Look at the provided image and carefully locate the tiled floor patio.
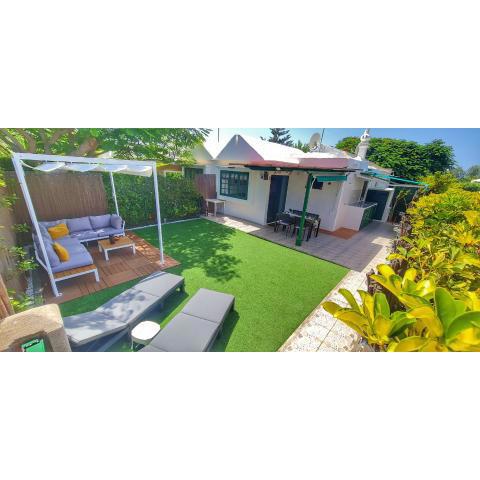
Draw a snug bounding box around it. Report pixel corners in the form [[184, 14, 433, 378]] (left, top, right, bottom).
[[207, 215, 394, 272], [41, 231, 179, 304]]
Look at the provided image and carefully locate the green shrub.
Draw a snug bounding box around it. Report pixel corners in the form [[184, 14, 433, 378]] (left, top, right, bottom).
[[324, 184, 480, 352], [103, 173, 202, 227], [462, 182, 480, 192], [421, 171, 459, 193]]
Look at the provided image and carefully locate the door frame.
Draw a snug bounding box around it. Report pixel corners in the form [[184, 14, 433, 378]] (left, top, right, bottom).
[[267, 175, 289, 223]]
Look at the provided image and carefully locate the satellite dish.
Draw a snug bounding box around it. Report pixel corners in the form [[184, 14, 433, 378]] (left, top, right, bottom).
[[308, 133, 321, 152]]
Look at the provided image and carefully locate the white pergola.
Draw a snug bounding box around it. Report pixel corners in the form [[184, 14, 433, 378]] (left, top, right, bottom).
[[12, 153, 164, 297]]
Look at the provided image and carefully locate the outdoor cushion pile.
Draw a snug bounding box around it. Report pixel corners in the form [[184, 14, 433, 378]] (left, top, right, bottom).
[[33, 213, 124, 274]]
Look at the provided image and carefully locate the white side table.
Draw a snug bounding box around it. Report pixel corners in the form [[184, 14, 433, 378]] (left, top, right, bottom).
[[131, 321, 161, 350], [206, 198, 225, 217]]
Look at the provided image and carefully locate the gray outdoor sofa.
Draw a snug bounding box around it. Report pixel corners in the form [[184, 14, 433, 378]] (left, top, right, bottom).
[[63, 271, 185, 348], [141, 288, 235, 352], [33, 213, 125, 285]]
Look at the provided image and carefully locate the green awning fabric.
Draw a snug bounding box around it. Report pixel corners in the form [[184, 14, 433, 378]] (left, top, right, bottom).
[[315, 175, 347, 182], [365, 172, 427, 186]]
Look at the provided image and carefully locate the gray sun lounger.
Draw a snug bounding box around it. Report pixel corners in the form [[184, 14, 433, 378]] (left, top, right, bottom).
[[141, 288, 235, 352], [63, 271, 184, 347]]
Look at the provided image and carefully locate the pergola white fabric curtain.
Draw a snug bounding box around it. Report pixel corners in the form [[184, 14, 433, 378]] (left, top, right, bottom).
[[12, 153, 164, 297]]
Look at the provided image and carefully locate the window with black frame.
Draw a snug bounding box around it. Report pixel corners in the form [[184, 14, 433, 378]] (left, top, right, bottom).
[[220, 170, 249, 200]]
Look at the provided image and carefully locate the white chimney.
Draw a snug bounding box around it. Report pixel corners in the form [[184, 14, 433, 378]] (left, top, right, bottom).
[[356, 128, 371, 160]]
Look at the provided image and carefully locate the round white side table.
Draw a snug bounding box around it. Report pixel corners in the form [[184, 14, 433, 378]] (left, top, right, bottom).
[[131, 321, 161, 351]]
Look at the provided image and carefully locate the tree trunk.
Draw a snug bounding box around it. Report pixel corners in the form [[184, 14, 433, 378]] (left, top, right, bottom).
[[0, 274, 14, 320]]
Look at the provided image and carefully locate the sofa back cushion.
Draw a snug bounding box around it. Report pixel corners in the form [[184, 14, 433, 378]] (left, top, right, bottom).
[[90, 214, 112, 230], [35, 239, 60, 267], [40, 219, 65, 230], [111, 214, 123, 230], [67, 216, 92, 233]]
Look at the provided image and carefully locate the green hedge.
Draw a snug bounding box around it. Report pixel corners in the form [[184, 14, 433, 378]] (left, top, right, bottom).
[[103, 173, 202, 227]]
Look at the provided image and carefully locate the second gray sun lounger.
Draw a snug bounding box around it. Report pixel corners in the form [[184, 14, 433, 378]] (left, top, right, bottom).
[[141, 288, 235, 352]]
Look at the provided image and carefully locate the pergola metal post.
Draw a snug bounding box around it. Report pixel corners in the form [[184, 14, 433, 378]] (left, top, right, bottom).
[[109, 172, 120, 216], [152, 163, 165, 264], [296, 173, 314, 247], [12, 153, 60, 297]]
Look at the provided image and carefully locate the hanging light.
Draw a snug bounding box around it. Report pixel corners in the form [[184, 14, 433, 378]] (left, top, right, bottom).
[[34, 162, 65, 172]]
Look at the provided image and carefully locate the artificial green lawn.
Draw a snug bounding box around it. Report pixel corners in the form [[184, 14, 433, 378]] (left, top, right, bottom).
[[60, 219, 347, 351]]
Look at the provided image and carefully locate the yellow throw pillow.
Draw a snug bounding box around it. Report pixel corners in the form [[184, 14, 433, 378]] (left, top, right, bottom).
[[48, 223, 69, 240], [53, 242, 70, 262]]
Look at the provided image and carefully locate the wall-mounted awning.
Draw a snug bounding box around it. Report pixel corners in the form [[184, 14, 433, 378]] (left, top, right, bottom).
[[364, 171, 428, 186], [314, 175, 347, 182]]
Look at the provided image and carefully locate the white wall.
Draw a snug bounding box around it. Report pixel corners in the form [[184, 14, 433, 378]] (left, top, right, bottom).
[[284, 171, 343, 231], [215, 167, 270, 225]]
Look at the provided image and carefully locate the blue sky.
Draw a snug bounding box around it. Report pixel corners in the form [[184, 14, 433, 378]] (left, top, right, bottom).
[[208, 128, 480, 169]]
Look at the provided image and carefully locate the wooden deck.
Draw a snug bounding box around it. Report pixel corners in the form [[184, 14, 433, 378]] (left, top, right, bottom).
[[42, 231, 180, 304]]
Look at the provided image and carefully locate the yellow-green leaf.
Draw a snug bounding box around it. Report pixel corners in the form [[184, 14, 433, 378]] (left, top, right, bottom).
[[390, 337, 429, 352], [338, 288, 361, 312]]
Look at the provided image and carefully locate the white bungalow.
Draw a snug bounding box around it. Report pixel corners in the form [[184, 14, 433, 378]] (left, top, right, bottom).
[[191, 130, 421, 241]]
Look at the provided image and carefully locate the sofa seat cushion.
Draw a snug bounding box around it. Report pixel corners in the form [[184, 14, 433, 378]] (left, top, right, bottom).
[[57, 241, 88, 256], [63, 311, 127, 346], [70, 230, 98, 241], [51, 249, 93, 273], [90, 214, 112, 230], [56, 236, 82, 248], [149, 313, 219, 352], [95, 227, 124, 237], [67, 216, 92, 233], [181, 288, 235, 324], [96, 289, 160, 326]]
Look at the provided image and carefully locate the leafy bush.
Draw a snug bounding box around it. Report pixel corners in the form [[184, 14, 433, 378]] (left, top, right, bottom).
[[420, 171, 459, 193], [324, 266, 480, 352], [462, 182, 480, 192], [103, 173, 202, 227], [323, 184, 480, 351]]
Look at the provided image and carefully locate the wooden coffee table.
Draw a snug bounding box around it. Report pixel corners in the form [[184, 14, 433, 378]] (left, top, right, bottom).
[[98, 236, 135, 261]]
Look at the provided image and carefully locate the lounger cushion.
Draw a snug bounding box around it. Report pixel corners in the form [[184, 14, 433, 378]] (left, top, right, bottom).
[[69, 230, 98, 241], [51, 249, 93, 273], [133, 271, 184, 298], [89, 214, 112, 230], [149, 313, 219, 352], [181, 288, 235, 324], [95, 227, 124, 237], [64, 272, 185, 347], [63, 311, 127, 346], [67, 216, 92, 233], [96, 289, 160, 327], [139, 344, 166, 352]]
